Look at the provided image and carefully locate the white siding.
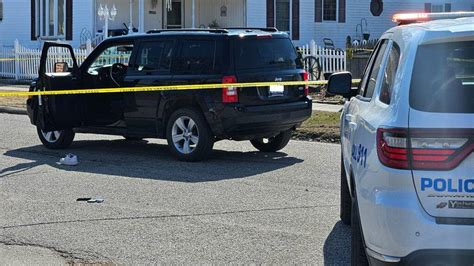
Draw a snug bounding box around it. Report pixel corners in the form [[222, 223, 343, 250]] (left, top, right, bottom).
[[0, 0, 33, 48], [246, 0, 266, 27], [0, 0, 93, 48], [299, 0, 474, 48], [189, 0, 245, 28]]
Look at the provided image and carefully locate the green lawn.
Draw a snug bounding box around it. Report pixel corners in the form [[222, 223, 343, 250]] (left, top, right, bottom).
[[293, 111, 341, 143]]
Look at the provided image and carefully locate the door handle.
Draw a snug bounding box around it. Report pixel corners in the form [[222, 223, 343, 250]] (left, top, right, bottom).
[[349, 122, 358, 130], [345, 114, 353, 122]]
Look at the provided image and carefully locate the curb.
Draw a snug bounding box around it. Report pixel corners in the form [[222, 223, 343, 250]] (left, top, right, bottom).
[[312, 100, 344, 106], [0, 106, 27, 115]]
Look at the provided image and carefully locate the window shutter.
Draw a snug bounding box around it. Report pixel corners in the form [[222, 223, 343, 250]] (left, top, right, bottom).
[[315, 0, 322, 22], [338, 0, 346, 23], [266, 0, 274, 27], [445, 3, 451, 12], [0, 1, 4, 21], [424, 3, 432, 13], [66, 0, 73, 40], [31, 0, 37, 40], [292, 0, 300, 40]]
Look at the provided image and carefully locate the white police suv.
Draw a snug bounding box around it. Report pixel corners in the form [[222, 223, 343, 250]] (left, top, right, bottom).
[[327, 12, 474, 265]]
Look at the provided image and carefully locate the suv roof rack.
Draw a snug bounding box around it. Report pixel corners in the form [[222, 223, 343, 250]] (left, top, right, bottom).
[[147, 28, 229, 34], [224, 27, 279, 32]]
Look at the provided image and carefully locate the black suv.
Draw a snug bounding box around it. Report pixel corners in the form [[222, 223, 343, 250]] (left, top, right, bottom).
[[27, 28, 312, 161]]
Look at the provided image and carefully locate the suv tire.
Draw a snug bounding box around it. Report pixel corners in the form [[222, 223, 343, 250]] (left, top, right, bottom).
[[351, 194, 369, 266], [340, 156, 352, 225], [37, 127, 75, 149], [250, 130, 292, 152], [166, 108, 214, 162]]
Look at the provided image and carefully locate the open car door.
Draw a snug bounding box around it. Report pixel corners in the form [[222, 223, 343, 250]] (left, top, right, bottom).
[[36, 42, 84, 131]]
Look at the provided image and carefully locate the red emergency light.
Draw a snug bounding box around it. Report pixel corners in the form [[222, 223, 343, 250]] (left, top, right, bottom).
[[392, 11, 474, 25]]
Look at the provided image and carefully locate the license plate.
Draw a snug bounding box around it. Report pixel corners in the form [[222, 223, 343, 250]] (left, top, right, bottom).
[[269, 85, 284, 96]]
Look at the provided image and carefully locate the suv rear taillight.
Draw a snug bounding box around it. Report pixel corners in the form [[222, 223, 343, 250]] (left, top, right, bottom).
[[303, 71, 309, 96], [377, 128, 473, 170], [222, 75, 238, 103]]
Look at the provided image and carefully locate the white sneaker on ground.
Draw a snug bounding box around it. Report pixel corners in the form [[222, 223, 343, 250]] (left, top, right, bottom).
[[57, 154, 79, 166]]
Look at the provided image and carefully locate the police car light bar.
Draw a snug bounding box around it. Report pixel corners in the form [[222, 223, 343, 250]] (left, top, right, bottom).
[[392, 11, 474, 25]]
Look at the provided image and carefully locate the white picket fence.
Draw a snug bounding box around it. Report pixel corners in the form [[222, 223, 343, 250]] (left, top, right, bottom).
[[0, 39, 93, 80], [300, 40, 346, 79]]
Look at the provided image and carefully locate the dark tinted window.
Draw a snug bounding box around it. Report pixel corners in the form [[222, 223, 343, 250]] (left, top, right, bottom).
[[135, 41, 174, 72], [176, 39, 220, 74], [379, 43, 400, 104], [235, 38, 297, 70], [410, 41, 474, 113], [364, 40, 388, 98]]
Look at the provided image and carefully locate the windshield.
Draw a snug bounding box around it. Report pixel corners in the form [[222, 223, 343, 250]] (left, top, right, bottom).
[[234, 38, 298, 70], [410, 41, 474, 113], [89, 44, 134, 70]]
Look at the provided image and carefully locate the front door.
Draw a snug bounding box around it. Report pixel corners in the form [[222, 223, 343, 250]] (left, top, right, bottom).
[[166, 0, 183, 29], [36, 42, 84, 131]]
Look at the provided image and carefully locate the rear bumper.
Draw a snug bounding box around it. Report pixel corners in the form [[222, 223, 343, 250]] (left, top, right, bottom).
[[367, 248, 474, 266], [212, 100, 312, 140], [357, 166, 474, 262]]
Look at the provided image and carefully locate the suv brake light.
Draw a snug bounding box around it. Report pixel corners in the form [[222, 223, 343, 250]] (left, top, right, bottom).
[[222, 75, 238, 103], [377, 128, 473, 170], [303, 71, 309, 96]]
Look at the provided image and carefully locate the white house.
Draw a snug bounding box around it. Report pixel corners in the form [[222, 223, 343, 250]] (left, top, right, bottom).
[[0, 0, 472, 49]]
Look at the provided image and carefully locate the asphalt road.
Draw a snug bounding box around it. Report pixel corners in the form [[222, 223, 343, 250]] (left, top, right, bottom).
[[0, 113, 350, 265]]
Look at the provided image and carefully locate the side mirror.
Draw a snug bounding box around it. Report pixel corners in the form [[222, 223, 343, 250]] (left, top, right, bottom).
[[327, 72, 357, 98], [54, 62, 70, 73]]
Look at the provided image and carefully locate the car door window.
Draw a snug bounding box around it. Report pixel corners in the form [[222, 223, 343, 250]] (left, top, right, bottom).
[[134, 40, 174, 73], [379, 42, 401, 104], [364, 40, 389, 98], [175, 39, 219, 74], [88, 44, 134, 73], [358, 40, 388, 98]]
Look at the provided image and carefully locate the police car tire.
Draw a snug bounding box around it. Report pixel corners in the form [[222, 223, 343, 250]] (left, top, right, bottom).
[[250, 130, 292, 152], [351, 196, 369, 266], [37, 127, 75, 150], [340, 156, 352, 225]]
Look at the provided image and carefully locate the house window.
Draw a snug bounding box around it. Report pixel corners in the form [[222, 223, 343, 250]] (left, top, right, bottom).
[[323, 0, 337, 21], [275, 0, 290, 32], [36, 0, 65, 38]]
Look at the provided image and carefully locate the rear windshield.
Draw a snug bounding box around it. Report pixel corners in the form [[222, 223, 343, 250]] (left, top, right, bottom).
[[410, 41, 474, 113], [234, 38, 298, 70]]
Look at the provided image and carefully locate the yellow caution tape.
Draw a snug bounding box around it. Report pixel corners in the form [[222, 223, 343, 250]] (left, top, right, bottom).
[[0, 80, 361, 97]]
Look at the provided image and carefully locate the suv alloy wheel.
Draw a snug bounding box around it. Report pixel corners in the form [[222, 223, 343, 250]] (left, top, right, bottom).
[[166, 108, 214, 162], [37, 127, 75, 149]]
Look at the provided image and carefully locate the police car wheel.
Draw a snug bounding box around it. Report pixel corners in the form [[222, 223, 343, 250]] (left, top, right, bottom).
[[351, 195, 369, 266], [37, 127, 75, 150], [250, 130, 292, 152], [340, 155, 352, 225]]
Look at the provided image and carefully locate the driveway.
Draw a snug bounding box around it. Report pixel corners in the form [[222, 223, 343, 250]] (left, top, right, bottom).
[[0, 113, 350, 264]]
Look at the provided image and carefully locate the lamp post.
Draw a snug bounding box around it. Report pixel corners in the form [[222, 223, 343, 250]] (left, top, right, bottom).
[[129, 0, 134, 34], [98, 4, 117, 39]]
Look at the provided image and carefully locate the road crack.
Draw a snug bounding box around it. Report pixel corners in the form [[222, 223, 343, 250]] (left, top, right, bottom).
[[0, 205, 336, 231], [0, 235, 113, 264]]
